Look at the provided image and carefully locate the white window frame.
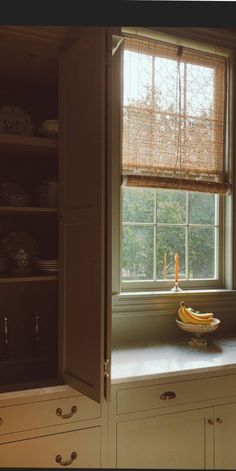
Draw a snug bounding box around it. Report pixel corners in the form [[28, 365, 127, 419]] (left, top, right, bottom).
[[121, 189, 223, 292], [111, 28, 234, 299]]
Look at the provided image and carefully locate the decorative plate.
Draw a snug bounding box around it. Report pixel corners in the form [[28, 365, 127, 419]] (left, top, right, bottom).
[[1, 232, 39, 274], [0, 106, 34, 136]]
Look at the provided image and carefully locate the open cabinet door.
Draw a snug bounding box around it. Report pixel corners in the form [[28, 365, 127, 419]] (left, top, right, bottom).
[[59, 27, 111, 403]]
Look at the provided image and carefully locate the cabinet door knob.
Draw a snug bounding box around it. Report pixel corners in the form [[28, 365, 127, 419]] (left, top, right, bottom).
[[208, 419, 214, 425], [56, 405, 77, 419], [55, 451, 77, 466], [216, 417, 223, 423], [160, 391, 176, 400]]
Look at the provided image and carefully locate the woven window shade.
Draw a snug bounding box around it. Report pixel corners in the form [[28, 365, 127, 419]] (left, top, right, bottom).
[[122, 36, 230, 194]]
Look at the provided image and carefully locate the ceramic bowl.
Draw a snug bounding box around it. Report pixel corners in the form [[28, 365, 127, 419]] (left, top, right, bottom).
[[176, 318, 220, 347], [39, 120, 59, 137]]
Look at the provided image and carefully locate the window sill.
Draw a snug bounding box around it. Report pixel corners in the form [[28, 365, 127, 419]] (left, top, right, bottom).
[[112, 288, 236, 316]]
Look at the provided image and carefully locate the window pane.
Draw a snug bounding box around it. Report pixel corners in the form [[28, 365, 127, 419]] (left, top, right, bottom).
[[155, 57, 179, 112], [189, 192, 215, 225], [123, 187, 155, 223], [122, 225, 154, 280], [156, 226, 186, 280], [123, 50, 152, 106], [188, 227, 216, 279], [186, 64, 214, 117], [156, 189, 186, 224]]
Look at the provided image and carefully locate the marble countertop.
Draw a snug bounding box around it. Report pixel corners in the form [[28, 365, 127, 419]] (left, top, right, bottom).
[[111, 337, 236, 384]]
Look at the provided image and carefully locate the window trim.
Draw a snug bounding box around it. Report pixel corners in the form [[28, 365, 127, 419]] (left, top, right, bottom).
[[111, 28, 234, 298]]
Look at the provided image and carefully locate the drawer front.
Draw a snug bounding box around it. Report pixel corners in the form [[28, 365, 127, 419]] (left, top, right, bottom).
[[0, 396, 100, 434], [0, 426, 101, 468], [117, 374, 236, 414]]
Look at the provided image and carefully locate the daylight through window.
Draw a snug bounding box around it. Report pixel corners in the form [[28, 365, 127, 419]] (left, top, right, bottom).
[[121, 33, 228, 287]]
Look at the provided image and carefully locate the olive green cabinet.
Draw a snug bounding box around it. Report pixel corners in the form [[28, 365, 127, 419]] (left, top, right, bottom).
[[117, 407, 213, 469], [214, 402, 236, 469], [110, 374, 236, 469]]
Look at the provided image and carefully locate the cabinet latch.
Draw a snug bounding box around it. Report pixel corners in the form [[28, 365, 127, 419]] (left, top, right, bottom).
[[104, 359, 110, 378]]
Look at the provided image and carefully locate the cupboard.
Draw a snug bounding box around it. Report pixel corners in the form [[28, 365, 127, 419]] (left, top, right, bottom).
[[109, 372, 236, 470], [2, 370, 236, 468], [0, 26, 114, 402]]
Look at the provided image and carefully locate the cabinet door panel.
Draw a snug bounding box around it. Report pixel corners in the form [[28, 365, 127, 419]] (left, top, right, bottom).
[[59, 28, 111, 403], [117, 408, 211, 469], [214, 402, 236, 469]]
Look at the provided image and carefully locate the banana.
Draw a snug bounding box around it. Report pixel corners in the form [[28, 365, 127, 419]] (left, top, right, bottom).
[[178, 302, 190, 323], [178, 301, 214, 325], [187, 307, 213, 319]]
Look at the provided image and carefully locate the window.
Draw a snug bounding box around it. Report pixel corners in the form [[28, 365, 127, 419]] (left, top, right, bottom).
[[122, 187, 219, 286], [121, 31, 230, 291]]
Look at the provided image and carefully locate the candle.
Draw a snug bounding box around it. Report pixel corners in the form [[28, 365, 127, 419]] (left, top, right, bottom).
[[163, 254, 167, 279], [175, 253, 179, 283]]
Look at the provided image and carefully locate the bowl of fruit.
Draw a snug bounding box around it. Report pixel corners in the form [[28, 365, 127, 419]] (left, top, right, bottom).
[[176, 301, 220, 347]]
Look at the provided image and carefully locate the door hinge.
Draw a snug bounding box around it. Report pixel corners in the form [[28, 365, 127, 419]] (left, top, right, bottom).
[[104, 359, 110, 378]]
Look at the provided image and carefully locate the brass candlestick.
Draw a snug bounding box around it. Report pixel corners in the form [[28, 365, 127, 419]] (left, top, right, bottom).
[[171, 280, 182, 292]]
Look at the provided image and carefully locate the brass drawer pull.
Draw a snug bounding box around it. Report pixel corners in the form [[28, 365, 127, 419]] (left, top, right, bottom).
[[55, 451, 77, 466], [216, 417, 223, 423], [56, 405, 77, 419], [160, 391, 176, 400], [208, 419, 214, 425]]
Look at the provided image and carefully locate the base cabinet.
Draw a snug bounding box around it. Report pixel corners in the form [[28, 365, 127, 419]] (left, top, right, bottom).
[[214, 403, 236, 470], [117, 408, 212, 469], [0, 386, 104, 468], [111, 373, 236, 470], [0, 426, 101, 468], [2, 374, 236, 468]]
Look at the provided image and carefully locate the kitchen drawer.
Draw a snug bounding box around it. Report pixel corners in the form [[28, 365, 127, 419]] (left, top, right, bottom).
[[0, 426, 101, 467], [117, 374, 236, 415], [0, 395, 100, 435]]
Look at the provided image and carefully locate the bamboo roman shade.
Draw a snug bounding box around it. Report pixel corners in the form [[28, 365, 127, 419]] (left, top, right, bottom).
[[122, 35, 230, 194]]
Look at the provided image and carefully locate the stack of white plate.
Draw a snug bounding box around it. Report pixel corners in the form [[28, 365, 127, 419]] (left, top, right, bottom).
[[37, 259, 59, 273]]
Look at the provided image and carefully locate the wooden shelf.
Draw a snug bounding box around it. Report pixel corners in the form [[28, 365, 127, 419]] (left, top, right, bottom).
[[0, 274, 58, 283], [0, 134, 57, 155], [0, 206, 58, 214], [0, 355, 56, 367]]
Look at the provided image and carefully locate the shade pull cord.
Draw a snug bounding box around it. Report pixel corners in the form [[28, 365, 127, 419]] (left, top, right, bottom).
[[174, 46, 183, 189]]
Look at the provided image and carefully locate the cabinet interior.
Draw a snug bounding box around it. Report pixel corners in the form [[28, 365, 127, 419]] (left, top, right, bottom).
[[0, 29, 63, 392]]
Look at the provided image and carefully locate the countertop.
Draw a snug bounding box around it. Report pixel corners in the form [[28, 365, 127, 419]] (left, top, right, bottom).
[[111, 337, 236, 384]]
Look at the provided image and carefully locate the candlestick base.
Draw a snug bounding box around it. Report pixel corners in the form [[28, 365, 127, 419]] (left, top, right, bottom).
[[171, 281, 182, 292]]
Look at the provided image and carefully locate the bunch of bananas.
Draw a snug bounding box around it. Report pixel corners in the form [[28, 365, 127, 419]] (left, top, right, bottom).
[[178, 301, 214, 325]]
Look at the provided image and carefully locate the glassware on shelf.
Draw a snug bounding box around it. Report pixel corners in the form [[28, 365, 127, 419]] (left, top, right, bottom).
[[37, 180, 58, 208]]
